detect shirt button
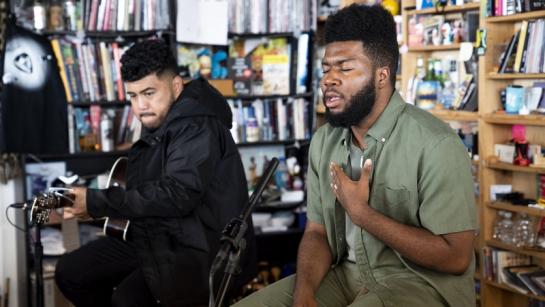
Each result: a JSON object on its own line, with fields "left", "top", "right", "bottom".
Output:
{"left": 381, "top": 137, "right": 386, "bottom": 143}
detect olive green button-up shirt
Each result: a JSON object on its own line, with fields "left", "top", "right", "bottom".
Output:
{"left": 306, "top": 91, "right": 477, "bottom": 307}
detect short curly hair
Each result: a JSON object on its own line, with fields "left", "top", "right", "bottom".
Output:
{"left": 120, "top": 39, "right": 177, "bottom": 82}
{"left": 325, "top": 4, "right": 399, "bottom": 86}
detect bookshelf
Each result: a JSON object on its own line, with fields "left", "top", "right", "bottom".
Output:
{"left": 485, "top": 280, "right": 545, "bottom": 302}
{"left": 486, "top": 240, "right": 545, "bottom": 261}
{"left": 486, "top": 161, "right": 545, "bottom": 174}
{"left": 405, "top": 2, "right": 481, "bottom": 15}
{"left": 71, "top": 100, "right": 130, "bottom": 107}
{"left": 487, "top": 10, "right": 545, "bottom": 23}
{"left": 488, "top": 202, "right": 545, "bottom": 217}
{"left": 479, "top": 0, "right": 545, "bottom": 305}
{"left": 400, "top": 0, "right": 480, "bottom": 116}
{"left": 41, "top": 29, "right": 174, "bottom": 38}
{"left": 428, "top": 109, "right": 480, "bottom": 121}
{"left": 400, "top": 3, "right": 482, "bottom": 304}
{"left": 407, "top": 43, "right": 463, "bottom": 52}
{"left": 482, "top": 114, "right": 545, "bottom": 126}
{"left": 488, "top": 73, "right": 545, "bottom": 80}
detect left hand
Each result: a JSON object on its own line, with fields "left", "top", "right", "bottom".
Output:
{"left": 63, "top": 187, "right": 90, "bottom": 220}
{"left": 330, "top": 159, "right": 373, "bottom": 219}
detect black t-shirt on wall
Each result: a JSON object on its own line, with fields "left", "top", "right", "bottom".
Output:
{"left": 0, "top": 19, "right": 68, "bottom": 154}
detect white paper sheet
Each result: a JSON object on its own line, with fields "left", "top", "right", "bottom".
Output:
{"left": 177, "top": 0, "right": 229, "bottom": 45}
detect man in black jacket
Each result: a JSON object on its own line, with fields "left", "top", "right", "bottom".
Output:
{"left": 55, "top": 39, "right": 255, "bottom": 307}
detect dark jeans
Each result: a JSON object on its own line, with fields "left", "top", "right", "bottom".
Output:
{"left": 54, "top": 237, "right": 158, "bottom": 307}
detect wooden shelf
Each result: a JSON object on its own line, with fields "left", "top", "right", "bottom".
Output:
{"left": 486, "top": 240, "right": 545, "bottom": 260}
{"left": 72, "top": 100, "right": 130, "bottom": 107}
{"left": 32, "top": 150, "right": 129, "bottom": 161}
{"left": 225, "top": 92, "right": 313, "bottom": 100}
{"left": 484, "top": 280, "right": 545, "bottom": 301}
{"left": 405, "top": 3, "right": 481, "bottom": 15}
{"left": 486, "top": 161, "right": 545, "bottom": 174}
{"left": 236, "top": 140, "right": 310, "bottom": 147}
{"left": 488, "top": 201, "right": 545, "bottom": 217}
{"left": 488, "top": 73, "right": 545, "bottom": 80}
{"left": 408, "top": 43, "right": 461, "bottom": 52}
{"left": 482, "top": 113, "right": 545, "bottom": 126}
{"left": 41, "top": 29, "right": 173, "bottom": 38}
{"left": 486, "top": 10, "right": 545, "bottom": 23}
{"left": 228, "top": 31, "right": 310, "bottom": 39}
{"left": 428, "top": 109, "right": 479, "bottom": 121}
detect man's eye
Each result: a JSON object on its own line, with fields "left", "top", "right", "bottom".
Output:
{"left": 341, "top": 68, "right": 353, "bottom": 72}
{"left": 144, "top": 92, "right": 154, "bottom": 97}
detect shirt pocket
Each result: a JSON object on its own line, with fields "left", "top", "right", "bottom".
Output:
{"left": 371, "top": 184, "right": 412, "bottom": 223}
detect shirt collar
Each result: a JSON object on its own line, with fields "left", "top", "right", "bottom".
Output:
{"left": 340, "top": 90, "right": 406, "bottom": 148}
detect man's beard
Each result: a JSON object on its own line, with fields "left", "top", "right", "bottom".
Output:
{"left": 325, "top": 79, "right": 376, "bottom": 128}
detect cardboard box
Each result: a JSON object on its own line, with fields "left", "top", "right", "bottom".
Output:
{"left": 208, "top": 79, "right": 235, "bottom": 97}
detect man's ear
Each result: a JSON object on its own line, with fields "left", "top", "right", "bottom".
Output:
{"left": 172, "top": 74, "right": 184, "bottom": 97}
{"left": 376, "top": 66, "right": 390, "bottom": 89}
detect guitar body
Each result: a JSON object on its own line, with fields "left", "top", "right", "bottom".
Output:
{"left": 102, "top": 156, "right": 131, "bottom": 241}
{"left": 103, "top": 217, "right": 131, "bottom": 241}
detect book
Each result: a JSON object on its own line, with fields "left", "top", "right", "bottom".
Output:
{"left": 111, "top": 43, "right": 125, "bottom": 101}
{"left": 514, "top": 20, "right": 529, "bottom": 73}
{"left": 276, "top": 98, "right": 287, "bottom": 140}
{"left": 263, "top": 54, "right": 290, "bottom": 95}
{"left": 460, "top": 82, "right": 477, "bottom": 111}
{"left": 518, "top": 267, "right": 545, "bottom": 295}
{"left": 116, "top": 105, "right": 131, "bottom": 144}
{"left": 88, "top": 0, "right": 100, "bottom": 31}
{"left": 496, "top": 250, "right": 532, "bottom": 284}
{"left": 50, "top": 38, "right": 72, "bottom": 102}
{"left": 67, "top": 105, "right": 76, "bottom": 153}
{"left": 503, "top": 265, "right": 538, "bottom": 294}
{"left": 498, "top": 32, "right": 519, "bottom": 73}
{"left": 295, "top": 33, "right": 310, "bottom": 94}
{"left": 96, "top": 0, "right": 108, "bottom": 31}
{"left": 99, "top": 42, "right": 115, "bottom": 101}
{"left": 228, "top": 37, "right": 291, "bottom": 96}
{"left": 520, "top": 20, "right": 534, "bottom": 73}
{"left": 532, "top": 274, "right": 545, "bottom": 293}
{"left": 60, "top": 40, "right": 81, "bottom": 101}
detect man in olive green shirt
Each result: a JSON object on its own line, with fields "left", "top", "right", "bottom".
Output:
{"left": 233, "top": 4, "right": 476, "bottom": 307}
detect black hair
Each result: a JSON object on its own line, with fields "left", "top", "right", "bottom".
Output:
{"left": 325, "top": 4, "right": 399, "bottom": 86}
{"left": 120, "top": 39, "right": 177, "bottom": 82}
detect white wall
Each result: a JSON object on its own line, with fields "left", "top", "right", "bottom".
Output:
{"left": 1, "top": 177, "right": 28, "bottom": 307}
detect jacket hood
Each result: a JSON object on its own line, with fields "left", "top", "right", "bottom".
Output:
{"left": 166, "top": 78, "right": 232, "bottom": 129}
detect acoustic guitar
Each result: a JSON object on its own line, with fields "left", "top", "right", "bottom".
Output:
{"left": 102, "top": 156, "right": 131, "bottom": 241}
{"left": 29, "top": 157, "right": 132, "bottom": 241}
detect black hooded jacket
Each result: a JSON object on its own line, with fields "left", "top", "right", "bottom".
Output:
{"left": 86, "top": 78, "right": 255, "bottom": 306}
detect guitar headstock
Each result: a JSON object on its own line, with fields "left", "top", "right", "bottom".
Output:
{"left": 30, "top": 188, "right": 75, "bottom": 225}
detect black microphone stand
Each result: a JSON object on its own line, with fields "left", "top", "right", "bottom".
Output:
{"left": 34, "top": 219, "right": 44, "bottom": 307}
{"left": 209, "top": 157, "right": 279, "bottom": 307}
{"left": 10, "top": 200, "right": 45, "bottom": 307}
